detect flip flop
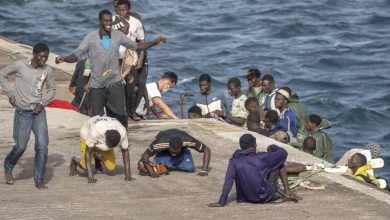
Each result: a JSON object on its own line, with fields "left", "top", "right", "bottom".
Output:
{"left": 6, "top": 180, "right": 14, "bottom": 185}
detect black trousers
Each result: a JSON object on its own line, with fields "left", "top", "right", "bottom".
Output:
{"left": 126, "top": 57, "right": 148, "bottom": 115}
{"left": 90, "top": 81, "right": 128, "bottom": 128}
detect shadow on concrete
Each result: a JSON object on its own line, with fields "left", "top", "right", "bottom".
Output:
{"left": 16, "top": 153, "right": 65, "bottom": 183}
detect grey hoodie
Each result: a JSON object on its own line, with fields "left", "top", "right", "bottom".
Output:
{"left": 0, "top": 59, "right": 56, "bottom": 110}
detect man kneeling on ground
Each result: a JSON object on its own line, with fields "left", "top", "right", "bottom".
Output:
{"left": 69, "top": 116, "right": 134, "bottom": 183}
{"left": 208, "top": 134, "right": 298, "bottom": 207}
{"left": 140, "top": 129, "right": 211, "bottom": 177}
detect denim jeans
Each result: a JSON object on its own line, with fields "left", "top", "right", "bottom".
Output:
{"left": 155, "top": 148, "right": 195, "bottom": 172}
{"left": 4, "top": 108, "right": 49, "bottom": 184}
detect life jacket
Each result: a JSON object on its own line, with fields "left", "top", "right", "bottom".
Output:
{"left": 354, "top": 164, "right": 380, "bottom": 188}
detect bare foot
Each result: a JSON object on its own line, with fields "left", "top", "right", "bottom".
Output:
{"left": 35, "top": 182, "right": 48, "bottom": 190}
{"left": 69, "top": 160, "right": 78, "bottom": 176}
{"left": 5, "top": 170, "right": 14, "bottom": 185}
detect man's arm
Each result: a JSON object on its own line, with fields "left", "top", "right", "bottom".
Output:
{"left": 121, "top": 148, "right": 134, "bottom": 181}
{"left": 135, "top": 40, "right": 145, "bottom": 70}
{"left": 55, "top": 34, "right": 90, "bottom": 64}
{"left": 141, "top": 150, "right": 159, "bottom": 178}
{"left": 224, "top": 114, "right": 246, "bottom": 126}
{"left": 0, "top": 62, "right": 19, "bottom": 102}
{"left": 197, "top": 145, "right": 211, "bottom": 176}
{"left": 279, "top": 165, "right": 299, "bottom": 202}
{"left": 152, "top": 97, "right": 178, "bottom": 119}
{"left": 136, "top": 37, "right": 166, "bottom": 51}
{"left": 85, "top": 146, "right": 96, "bottom": 184}
{"left": 41, "top": 68, "right": 56, "bottom": 106}
{"left": 208, "top": 160, "right": 236, "bottom": 207}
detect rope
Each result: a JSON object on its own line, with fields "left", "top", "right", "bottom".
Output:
{"left": 278, "top": 170, "right": 324, "bottom": 189}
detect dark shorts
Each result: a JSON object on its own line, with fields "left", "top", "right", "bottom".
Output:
{"left": 90, "top": 81, "right": 127, "bottom": 117}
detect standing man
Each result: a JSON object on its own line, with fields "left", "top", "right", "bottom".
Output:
{"left": 0, "top": 43, "right": 56, "bottom": 189}
{"left": 55, "top": 9, "right": 166, "bottom": 128}
{"left": 115, "top": 0, "right": 148, "bottom": 121}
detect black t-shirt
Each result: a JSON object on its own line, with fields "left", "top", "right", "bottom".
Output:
{"left": 147, "top": 129, "right": 205, "bottom": 155}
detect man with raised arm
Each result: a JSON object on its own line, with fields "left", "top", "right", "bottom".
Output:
{"left": 55, "top": 9, "right": 166, "bottom": 128}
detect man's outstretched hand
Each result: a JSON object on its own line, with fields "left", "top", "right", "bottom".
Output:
{"left": 55, "top": 56, "right": 65, "bottom": 64}
{"left": 155, "top": 36, "right": 166, "bottom": 45}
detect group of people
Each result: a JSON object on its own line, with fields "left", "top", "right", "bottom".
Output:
{"left": 0, "top": 0, "right": 386, "bottom": 207}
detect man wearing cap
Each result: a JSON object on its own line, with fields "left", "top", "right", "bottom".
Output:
{"left": 139, "top": 129, "right": 211, "bottom": 178}
{"left": 0, "top": 43, "right": 56, "bottom": 189}
{"left": 208, "top": 134, "right": 298, "bottom": 207}
{"left": 245, "top": 68, "right": 267, "bottom": 107}
{"left": 275, "top": 87, "right": 297, "bottom": 138}
{"left": 55, "top": 9, "right": 166, "bottom": 128}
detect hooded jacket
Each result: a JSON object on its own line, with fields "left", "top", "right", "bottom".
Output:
{"left": 288, "top": 93, "right": 308, "bottom": 148}
{"left": 354, "top": 164, "right": 380, "bottom": 187}
{"left": 218, "top": 145, "right": 287, "bottom": 206}
{"left": 311, "top": 119, "right": 333, "bottom": 162}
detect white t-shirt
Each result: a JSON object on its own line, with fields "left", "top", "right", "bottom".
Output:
{"left": 136, "top": 82, "right": 161, "bottom": 115}
{"left": 80, "top": 116, "right": 129, "bottom": 151}
{"left": 114, "top": 15, "right": 145, "bottom": 59}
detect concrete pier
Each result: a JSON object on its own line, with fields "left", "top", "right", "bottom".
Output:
{"left": 0, "top": 37, "right": 389, "bottom": 219}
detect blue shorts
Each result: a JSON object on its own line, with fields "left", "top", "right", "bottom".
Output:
{"left": 155, "top": 148, "right": 195, "bottom": 172}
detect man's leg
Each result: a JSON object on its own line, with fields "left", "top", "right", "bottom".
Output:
{"left": 90, "top": 88, "right": 106, "bottom": 116}
{"left": 31, "top": 109, "right": 49, "bottom": 189}
{"left": 265, "top": 168, "right": 283, "bottom": 202}
{"left": 4, "top": 109, "right": 34, "bottom": 184}
{"left": 155, "top": 151, "right": 175, "bottom": 170}
{"left": 134, "top": 61, "right": 148, "bottom": 115}
{"left": 70, "top": 138, "right": 94, "bottom": 176}
{"left": 100, "top": 149, "right": 116, "bottom": 172}
{"left": 171, "top": 148, "right": 196, "bottom": 172}
{"left": 106, "top": 82, "right": 128, "bottom": 128}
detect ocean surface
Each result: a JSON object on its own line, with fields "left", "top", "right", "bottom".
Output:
{"left": 1, "top": 0, "right": 389, "bottom": 179}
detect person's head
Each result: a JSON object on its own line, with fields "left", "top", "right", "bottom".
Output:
{"left": 239, "top": 134, "right": 257, "bottom": 151}
{"left": 199, "top": 74, "right": 212, "bottom": 94}
{"left": 112, "top": 16, "right": 129, "bottom": 35}
{"left": 159, "top": 71, "right": 178, "bottom": 92}
{"left": 227, "top": 77, "right": 241, "bottom": 97}
{"left": 275, "top": 88, "right": 290, "bottom": 110}
{"left": 99, "top": 9, "right": 113, "bottom": 32}
{"left": 105, "top": 130, "right": 121, "bottom": 148}
{"left": 168, "top": 136, "right": 183, "bottom": 157}
{"left": 366, "top": 142, "right": 382, "bottom": 159}
{"left": 246, "top": 68, "right": 261, "bottom": 89}
{"left": 32, "top": 43, "right": 50, "bottom": 67}
{"left": 264, "top": 110, "right": 278, "bottom": 128}
{"left": 246, "top": 112, "right": 261, "bottom": 131}
{"left": 116, "top": 0, "right": 131, "bottom": 18}
{"left": 272, "top": 131, "right": 289, "bottom": 144}
{"left": 305, "top": 114, "right": 322, "bottom": 131}
{"left": 302, "top": 136, "right": 316, "bottom": 155}
{"left": 244, "top": 97, "right": 260, "bottom": 113}
{"left": 348, "top": 153, "right": 367, "bottom": 174}
{"left": 188, "top": 105, "right": 202, "bottom": 119}
{"left": 261, "top": 74, "right": 275, "bottom": 94}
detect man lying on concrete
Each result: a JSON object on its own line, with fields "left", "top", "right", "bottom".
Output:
{"left": 0, "top": 43, "right": 56, "bottom": 190}
{"left": 139, "top": 129, "right": 211, "bottom": 177}
{"left": 69, "top": 116, "right": 134, "bottom": 183}
{"left": 208, "top": 134, "right": 298, "bottom": 207}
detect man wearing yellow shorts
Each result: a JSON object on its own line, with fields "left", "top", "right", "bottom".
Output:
{"left": 69, "top": 116, "right": 134, "bottom": 183}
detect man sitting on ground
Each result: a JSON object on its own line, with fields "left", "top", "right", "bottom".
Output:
{"left": 136, "top": 71, "right": 178, "bottom": 119}
{"left": 275, "top": 88, "right": 297, "bottom": 138}
{"left": 245, "top": 97, "right": 265, "bottom": 121}
{"left": 69, "top": 116, "right": 134, "bottom": 184}
{"left": 140, "top": 129, "right": 211, "bottom": 177}
{"left": 348, "top": 153, "right": 380, "bottom": 188}
{"left": 188, "top": 105, "right": 203, "bottom": 119}
{"left": 305, "top": 114, "right": 333, "bottom": 162}
{"left": 208, "top": 134, "right": 298, "bottom": 207}
{"left": 194, "top": 74, "right": 228, "bottom": 117}
{"left": 262, "top": 74, "right": 278, "bottom": 111}
{"left": 214, "top": 77, "right": 248, "bottom": 126}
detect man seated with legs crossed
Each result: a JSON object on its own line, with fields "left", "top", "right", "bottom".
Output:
{"left": 139, "top": 129, "right": 211, "bottom": 178}
{"left": 69, "top": 116, "right": 134, "bottom": 183}
{"left": 208, "top": 134, "right": 298, "bottom": 207}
